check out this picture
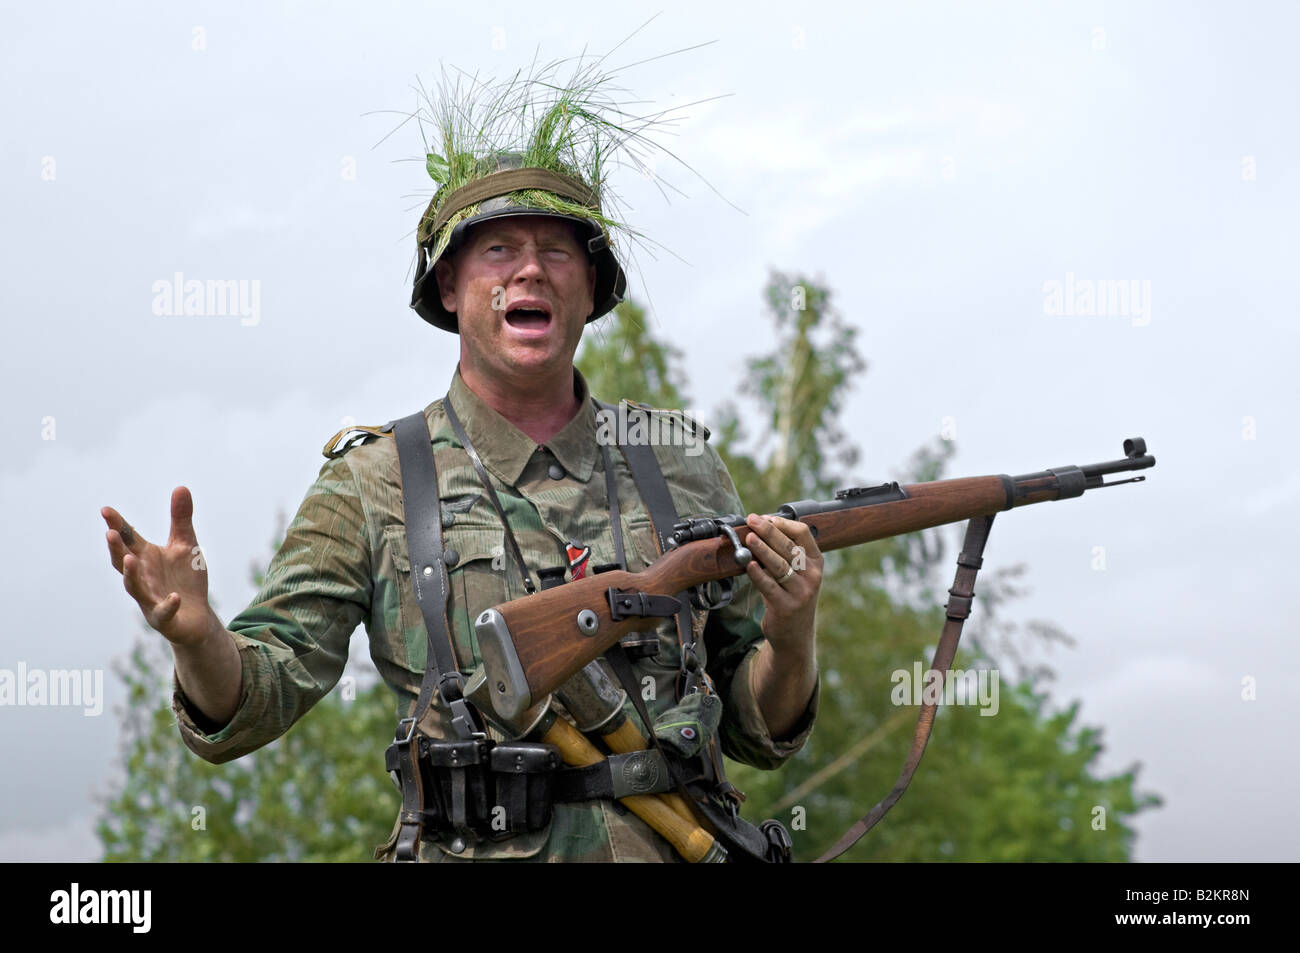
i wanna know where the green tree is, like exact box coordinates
[577,298,688,409]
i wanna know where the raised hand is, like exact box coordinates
[102,486,222,648]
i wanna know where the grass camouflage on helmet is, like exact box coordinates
[406,57,649,333]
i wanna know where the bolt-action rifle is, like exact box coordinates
[468,437,1156,860]
[472,437,1155,723]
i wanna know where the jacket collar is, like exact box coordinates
[445,366,599,486]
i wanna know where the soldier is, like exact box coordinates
[100,79,822,863]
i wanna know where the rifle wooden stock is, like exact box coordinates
[475,441,1154,722]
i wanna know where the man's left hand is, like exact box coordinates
[743,513,822,739]
[743,514,823,654]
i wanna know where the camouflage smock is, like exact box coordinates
[172,367,818,862]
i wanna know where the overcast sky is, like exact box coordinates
[2,0,1296,862]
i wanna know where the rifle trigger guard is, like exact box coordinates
[689,577,734,611]
[607,588,683,622]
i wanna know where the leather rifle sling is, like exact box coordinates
[814,513,996,862]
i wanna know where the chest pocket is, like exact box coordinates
[377,524,427,689]
[441,511,522,672]
[387,497,541,674]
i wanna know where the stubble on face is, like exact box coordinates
[435,217,597,393]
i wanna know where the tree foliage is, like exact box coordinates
[577,298,687,410]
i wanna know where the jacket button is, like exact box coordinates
[449,837,466,854]
[548,463,565,480]
[443,548,459,568]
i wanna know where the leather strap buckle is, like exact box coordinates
[394,716,416,745]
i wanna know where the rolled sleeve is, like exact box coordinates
[172,633,274,762]
[171,454,371,763]
[721,647,820,770]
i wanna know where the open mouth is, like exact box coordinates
[504,304,552,332]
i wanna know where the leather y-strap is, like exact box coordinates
[594,400,699,695]
[599,441,627,571]
[814,513,996,863]
[390,411,481,862]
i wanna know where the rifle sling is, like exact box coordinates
[814,513,996,863]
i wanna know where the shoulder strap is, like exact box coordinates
[322,423,393,458]
[391,411,470,728]
[389,410,482,862]
[594,399,699,693]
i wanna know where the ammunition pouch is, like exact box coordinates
[384,733,692,854]
[490,742,562,834]
[385,736,560,844]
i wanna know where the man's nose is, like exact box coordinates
[511,244,546,281]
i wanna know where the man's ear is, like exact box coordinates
[586,261,597,305]
[434,257,458,314]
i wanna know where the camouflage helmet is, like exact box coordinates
[410,152,627,333]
